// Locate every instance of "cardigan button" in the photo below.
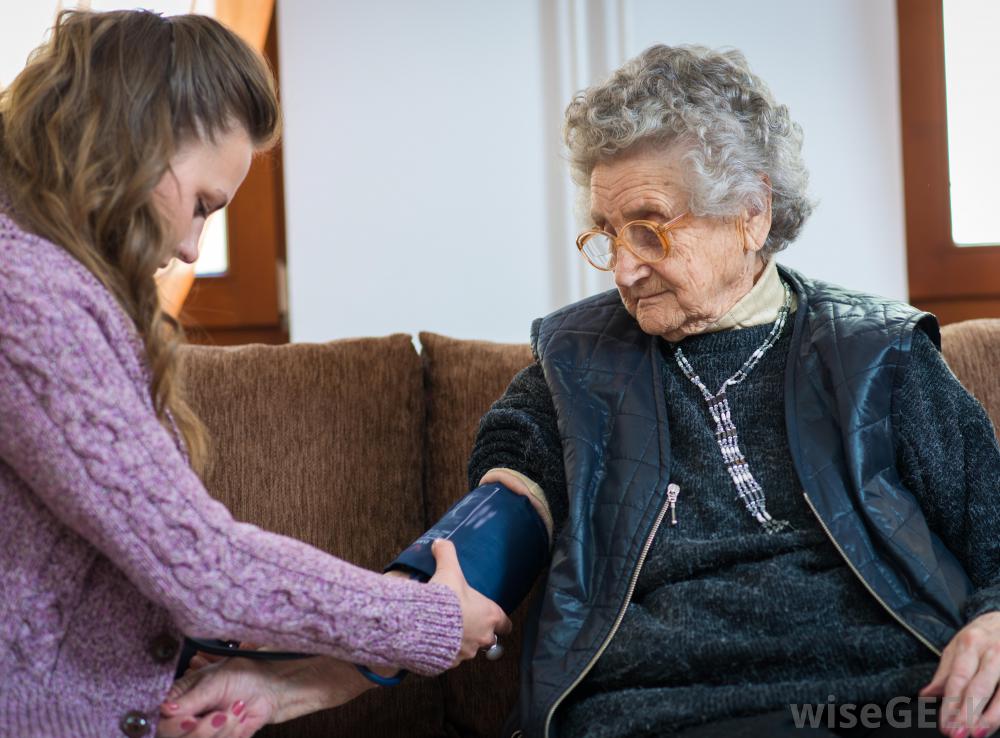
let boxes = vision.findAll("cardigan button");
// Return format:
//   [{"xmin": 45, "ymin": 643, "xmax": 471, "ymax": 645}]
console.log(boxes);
[
  {"xmin": 149, "ymin": 633, "xmax": 179, "ymax": 664},
  {"xmin": 120, "ymin": 711, "xmax": 151, "ymax": 737}
]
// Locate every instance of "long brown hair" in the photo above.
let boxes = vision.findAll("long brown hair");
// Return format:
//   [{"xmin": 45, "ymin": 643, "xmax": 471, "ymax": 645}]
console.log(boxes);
[{"xmin": 0, "ymin": 10, "xmax": 280, "ymax": 472}]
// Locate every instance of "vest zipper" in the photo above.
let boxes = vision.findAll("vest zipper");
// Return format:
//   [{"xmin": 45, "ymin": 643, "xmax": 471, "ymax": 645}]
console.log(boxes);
[
  {"xmin": 542, "ymin": 491, "xmax": 673, "ymax": 738},
  {"xmin": 801, "ymin": 492, "xmax": 941, "ymax": 657}
]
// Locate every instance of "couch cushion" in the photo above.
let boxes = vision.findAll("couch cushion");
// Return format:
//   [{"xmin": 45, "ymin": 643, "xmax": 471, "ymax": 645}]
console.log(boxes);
[
  {"xmin": 179, "ymin": 334, "xmax": 445, "ymax": 738},
  {"xmin": 941, "ymin": 319, "xmax": 1000, "ymax": 437},
  {"xmin": 419, "ymin": 332, "xmax": 535, "ymax": 737}
]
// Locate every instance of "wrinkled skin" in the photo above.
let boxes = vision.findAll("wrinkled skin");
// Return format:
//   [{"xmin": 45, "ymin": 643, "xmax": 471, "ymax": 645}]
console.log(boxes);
[{"xmin": 589, "ymin": 142, "xmax": 769, "ymax": 340}]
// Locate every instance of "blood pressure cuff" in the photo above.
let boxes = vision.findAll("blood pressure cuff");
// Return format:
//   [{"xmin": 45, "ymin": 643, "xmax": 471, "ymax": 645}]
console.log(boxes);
[{"xmin": 386, "ymin": 482, "xmax": 549, "ymax": 614}]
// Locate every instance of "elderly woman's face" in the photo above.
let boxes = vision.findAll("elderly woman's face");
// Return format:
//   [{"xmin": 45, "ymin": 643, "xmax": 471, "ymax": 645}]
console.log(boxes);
[{"xmin": 590, "ymin": 144, "xmax": 768, "ymax": 341}]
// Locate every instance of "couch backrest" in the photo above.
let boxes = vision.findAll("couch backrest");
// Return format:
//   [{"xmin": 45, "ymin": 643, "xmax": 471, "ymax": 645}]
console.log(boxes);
[
  {"xmin": 179, "ymin": 335, "xmax": 447, "ymax": 738},
  {"xmin": 941, "ymin": 319, "xmax": 1000, "ymax": 437}
]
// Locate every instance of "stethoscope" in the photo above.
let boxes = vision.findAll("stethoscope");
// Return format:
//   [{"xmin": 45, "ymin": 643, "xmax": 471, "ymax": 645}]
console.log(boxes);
[
  {"xmin": 174, "ymin": 637, "xmax": 310, "ymax": 682},
  {"xmin": 178, "ymin": 637, "xmax": 408, "ymax": 687}
]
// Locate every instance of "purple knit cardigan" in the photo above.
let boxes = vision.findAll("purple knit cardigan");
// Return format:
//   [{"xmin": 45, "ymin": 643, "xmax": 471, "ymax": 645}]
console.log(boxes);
[{"xmin": 0, "ymin": 207, "xmax": 462, "ymax": 737}]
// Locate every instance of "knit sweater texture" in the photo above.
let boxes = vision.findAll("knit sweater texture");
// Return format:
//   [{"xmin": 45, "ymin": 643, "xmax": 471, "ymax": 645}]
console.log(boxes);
[
  {"xmin": 469, "ymin": 301, "xmax": 1000, "ymax": 737},
  {"xmin": 0, "ymin": 206, "xmax": 462, "ymax": 738}
]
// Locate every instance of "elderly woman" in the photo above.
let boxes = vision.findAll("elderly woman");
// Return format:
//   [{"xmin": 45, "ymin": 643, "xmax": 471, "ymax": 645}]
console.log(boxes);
[{"xmin": 164, "ymin": 45, "xmax": 1000, "ymax": 738}]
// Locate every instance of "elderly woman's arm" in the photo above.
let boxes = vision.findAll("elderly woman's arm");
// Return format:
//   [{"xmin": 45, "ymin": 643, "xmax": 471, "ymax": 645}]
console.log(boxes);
[
  {"xmin": 892, "ymin": 329, "xmax": 1000, "ymax": 614},
  {"xmin": 890, "ymin": 329, "xmax": 1000, "ymax": 735},
  {"xmin": 157, "ymin": 656, "xmax": 377, "ymax": 737},
  {"xmin": 468, "ymin": 362, "xmax": 569, "ymax": 542},
  {"xmin": 382, "ymin": 363, "xmax": 566, "ymax": 618}
]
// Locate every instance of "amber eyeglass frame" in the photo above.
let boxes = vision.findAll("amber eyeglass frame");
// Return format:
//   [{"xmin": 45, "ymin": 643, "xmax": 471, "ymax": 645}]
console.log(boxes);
[{"xmin": 576, "ymin": 211, "xmax": 690, "ymax": 271}]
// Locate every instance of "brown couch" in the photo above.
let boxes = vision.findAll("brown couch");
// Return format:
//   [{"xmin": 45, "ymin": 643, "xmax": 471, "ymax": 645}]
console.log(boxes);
[{"xmin": 178, "ymin": 320, "xmax": 1000, "ymax": 738}]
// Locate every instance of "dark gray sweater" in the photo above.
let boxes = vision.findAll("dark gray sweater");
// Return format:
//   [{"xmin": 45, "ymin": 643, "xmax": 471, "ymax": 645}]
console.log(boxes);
[{"xmin": 469, "ymin": 312, "xmax": 1000, "ymax": 737}]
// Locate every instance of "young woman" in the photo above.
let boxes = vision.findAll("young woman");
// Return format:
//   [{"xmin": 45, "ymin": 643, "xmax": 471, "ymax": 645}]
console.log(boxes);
[{"xmin": 0, "ymin": 11, "xmax": 509, "ymax": 738}]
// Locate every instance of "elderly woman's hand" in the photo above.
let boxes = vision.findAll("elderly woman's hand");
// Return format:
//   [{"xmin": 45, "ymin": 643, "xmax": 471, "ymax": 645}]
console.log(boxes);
[
  {"xmin": 427, "ymin": 538, "xmax": 513, "ymax": 664},
  {"xmin": 157, "ymin": 658, "xmax": 279, "ymax": 738},
  {"xmin": 920, "ymin": 611, "xmax": 1000, "ymax": 738},
  {"xmin": 157, "ymin": 656, "xmax": 376, "ymax": 738}
]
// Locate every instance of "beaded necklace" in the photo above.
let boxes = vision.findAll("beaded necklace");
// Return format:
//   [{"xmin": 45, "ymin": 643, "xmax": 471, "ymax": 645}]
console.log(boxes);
[{"xmin": 672, "ymin": 281, "xmax": 793, "ymax": 534}]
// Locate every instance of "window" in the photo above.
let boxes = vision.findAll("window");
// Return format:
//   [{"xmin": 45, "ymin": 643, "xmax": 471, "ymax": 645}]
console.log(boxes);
[
  {"xmin": 195, "ymin": 209, "xmax": 229, "ymax": 277},
  {"xmin": 898, "ymin": 0, "xmax": 1000, "ymax": 324},
  {"xmin": 942, "ymin": 0, "xmax": 1000, "ymax": 246}
]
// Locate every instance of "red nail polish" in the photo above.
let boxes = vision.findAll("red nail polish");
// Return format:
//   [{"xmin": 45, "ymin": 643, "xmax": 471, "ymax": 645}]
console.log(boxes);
[
  {"xmin": 211, "ymin": 714, "xmax": 226, "ymax": 728},
  {"xmin": 232, "ymin": 700, "xmax": 245, "ymax": 715},
  {"xmin": 973, "ymin": 728, "xmax": 988, "ymax": 738},
  {"xmin": 240, "ymin": 714, "xmax": 248, "ymax": 724},
  {"xmin": 180, "ymin": 720, "xmax": 196, "ymax": 730}
]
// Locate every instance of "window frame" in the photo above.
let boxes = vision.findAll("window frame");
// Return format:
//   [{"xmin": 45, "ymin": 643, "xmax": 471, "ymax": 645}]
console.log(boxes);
[
  {"xmin": 180, "ymin": 0, "xmax": 288, "ymax": 344},
  {"xmin": 897, "ymin": 0, "xmax": 1000, "ymax": 323}
]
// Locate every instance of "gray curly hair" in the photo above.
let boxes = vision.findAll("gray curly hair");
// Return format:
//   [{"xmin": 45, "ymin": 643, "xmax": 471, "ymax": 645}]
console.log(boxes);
[{"xmin": 564, "ymin": 44, "xmax": 813, "ymax": 255}]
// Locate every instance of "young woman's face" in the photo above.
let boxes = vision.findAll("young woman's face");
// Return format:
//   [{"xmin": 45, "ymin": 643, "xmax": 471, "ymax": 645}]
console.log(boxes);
[{"xmin": 152, "ymin": 126, "xmax": 254, "ymax": 268}]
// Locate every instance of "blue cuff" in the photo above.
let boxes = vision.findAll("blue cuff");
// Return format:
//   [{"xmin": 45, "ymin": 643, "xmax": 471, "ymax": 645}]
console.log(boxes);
[{"xmin": 386, "ymin": 482, "xmax": 549, "ymax": 614}]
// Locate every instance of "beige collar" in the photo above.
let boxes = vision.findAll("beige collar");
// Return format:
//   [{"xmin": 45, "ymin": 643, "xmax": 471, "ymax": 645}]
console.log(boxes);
[{"xmin": 705, "ymin": 259, "xmax": 795, "ymax": 332}]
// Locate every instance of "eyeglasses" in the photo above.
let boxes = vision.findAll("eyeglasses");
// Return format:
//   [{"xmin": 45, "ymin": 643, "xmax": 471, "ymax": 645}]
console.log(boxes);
[{"xmin": 576, "ymin": 211, "xmax": 690, "ymax": 271}]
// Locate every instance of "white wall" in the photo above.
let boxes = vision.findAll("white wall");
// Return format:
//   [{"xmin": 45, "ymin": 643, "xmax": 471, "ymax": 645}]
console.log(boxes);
[
  {"xmin": 278, "ymin": 0, "xmax": 553, "ymax": 344},
  {"xmin": 0, "ymin": 5, "xmax": 57, "ymax": 88}
]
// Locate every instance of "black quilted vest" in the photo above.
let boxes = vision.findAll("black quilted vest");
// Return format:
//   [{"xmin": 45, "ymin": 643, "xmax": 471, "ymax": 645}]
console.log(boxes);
[{"xmin": 511, "ymin": 265, "xmax": 974, "ymax": 738}]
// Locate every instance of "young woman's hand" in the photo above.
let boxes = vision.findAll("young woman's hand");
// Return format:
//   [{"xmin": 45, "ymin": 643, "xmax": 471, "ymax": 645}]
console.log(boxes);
[{"xmin": 427, "ymin": 538, "xmax": 513, "ymax": 665}]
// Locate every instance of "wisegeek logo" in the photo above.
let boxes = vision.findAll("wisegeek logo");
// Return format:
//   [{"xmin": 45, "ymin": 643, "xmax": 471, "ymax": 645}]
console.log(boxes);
[{"xmin": 787, "ymin": 696, "xmax": 985, "ymax": 731}]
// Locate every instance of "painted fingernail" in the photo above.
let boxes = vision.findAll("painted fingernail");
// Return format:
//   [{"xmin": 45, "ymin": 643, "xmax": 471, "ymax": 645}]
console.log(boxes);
[
  {"xmin": 211, "ymin": 714, "xmax": 226, "ymax": 728},
  {"xmin": 973, "ymin": 728, "xmax": 988, "ymax": 738},
  {"xmin": 953, "ymin": 728, "xmax": 969, "ymax": 738},
  {"xmin": 180, "ymin": 720, "xmax": 196, "ymax": 731},
  {"xmin": 163, "ymin": 702, "xmax": 180, "ymax": 711},
  {"xmin": 232, "ymin": 700, "xmax": 245, "ymax": 715},
  {"xmin": 240, "ymin": 714, "xmax": 248, "ymax": 724}
]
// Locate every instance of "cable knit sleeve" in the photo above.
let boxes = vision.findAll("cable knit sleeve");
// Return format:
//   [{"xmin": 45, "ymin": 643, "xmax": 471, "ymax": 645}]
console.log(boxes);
[
  {"xmin": 0, "ymin": 246, "xmax": 461, "ymax": 676},
  {"xmin": 893, "ymin": 328, "xmax": 1000, "ymax": 623}
]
